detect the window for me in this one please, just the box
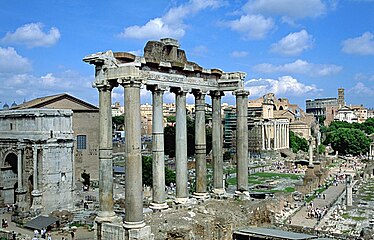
[77,135,87,150]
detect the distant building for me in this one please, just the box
[11,94,100,182]
[334,106,358,123]
[306,88,345,119]
[224,93,315,151]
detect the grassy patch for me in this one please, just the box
[284,187,296,193]
[250,172,301,180]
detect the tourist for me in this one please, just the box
[47,232,52,240]
[34,229,39,237]
[41,228,46,238]
[70,231,75,240]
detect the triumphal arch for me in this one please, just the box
[84,38,250,240]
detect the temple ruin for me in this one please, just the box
[83,38,249,239]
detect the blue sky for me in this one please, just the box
[0,0,374,109]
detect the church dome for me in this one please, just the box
[3,102,9,109]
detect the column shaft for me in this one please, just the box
[235,90,249,192]
[151,88,166,207]
[98,86,115,218]
[175,89,188,200]
[194,91,207,194]
[211,91,224,192]
[32,146,38,191]
[274,123,278,150]
[261,124,265,150]
[17,148,23,190]
[308,138,314,166]
[124,81,144,226]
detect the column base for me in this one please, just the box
[123,220,146,229]
[174,197,189,205]
[96,211,122,223]
[193,192,210,200]
[149,202,168,211]
[211,188,226,196]
[31,190,43,211]
[15,188,28,212]
[234,191,250,200]
[126,225,154,240]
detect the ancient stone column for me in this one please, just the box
[193,90,208,198]
[148,86,168,210]
[172,88,189,203]
[16,146,24,191]
[16,144,27,210]
[261,124,265,150]
[235,90,249,192]
[211,91,225,195]
[123,80,145,228]
[308,137,314,166]
[31,145,42,210]
[273,122,277,150]
[267,125,271,150]
[286,124,290,148]
[96,85,117,222]
[346,174,353,207]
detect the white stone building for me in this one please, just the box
[0,109,74,213]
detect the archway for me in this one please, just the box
[4,153,17,173]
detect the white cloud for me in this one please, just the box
[354,73,374,81]
[119,0,223,39]
[348,82,374,96]
[1,22,60,48]
[270,30,314,56]
[231,51,249,58]
[191,45,209,56]
[0,70,95,105]
[244,0,327,19]
[252,59,342,77]
[0,47,32,73]
[342,32,374,55]
[225,14,275,39]
[245,76,320,97]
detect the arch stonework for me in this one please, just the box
[0,109,75,213]
[84,38,250,240]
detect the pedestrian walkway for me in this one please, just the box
[289,183,345,228]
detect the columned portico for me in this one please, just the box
[172,88,189,203]
[84,38,247,240]
[148,86,168,210]
[235,90,249,193]
[123,80,145,228]
[193,90,208,198]
[96,84,117,222]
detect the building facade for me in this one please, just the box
[12,94,100,182]
[0,109,74,213]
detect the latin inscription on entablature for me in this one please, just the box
[141,71,219,90]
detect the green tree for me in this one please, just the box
[142,155,176,187]
[142,156,153,186]
[164,116,212,157]
[289,131,308,153]
[165,167,176,186]
[318,144,326,154]
[328,128,371,156]
[112,115,124,130]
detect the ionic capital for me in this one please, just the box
[233,89,250,97]
[120,79,142,89]
[192,89,207,99]
[209,90,224,99]
[170,87,188,96]
[146,84,167,93]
